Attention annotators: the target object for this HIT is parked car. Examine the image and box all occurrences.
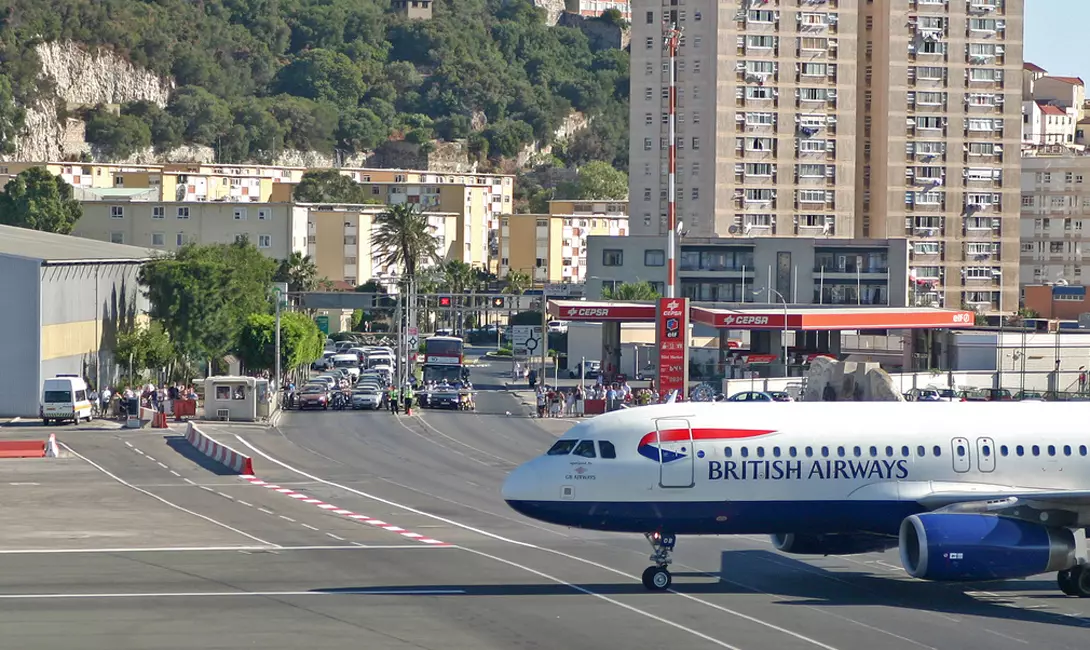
[955,389,989,402]
[569,360,601,379]
[904,388,942,402]
[727,391,775,402]
[1014,391,1047,401]
[980,388,1014,401]
[297,385,331,410]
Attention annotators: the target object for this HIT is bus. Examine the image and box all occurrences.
[422,335,465,384]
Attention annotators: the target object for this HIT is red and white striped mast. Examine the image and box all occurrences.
[664,20,683,299]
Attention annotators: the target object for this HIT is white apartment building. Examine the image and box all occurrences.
[1023,100,1077,146]
[629,0,1023,314]
[1020,148,1090,289]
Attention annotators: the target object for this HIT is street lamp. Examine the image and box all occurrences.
[751,288,789,378]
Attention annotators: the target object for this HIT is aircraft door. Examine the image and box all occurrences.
[655,418,695,488]
[976,437,995,473]
[951,437,971,473]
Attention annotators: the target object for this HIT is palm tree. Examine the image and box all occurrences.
[603,280,660,301]
[504,270,531,295]
[442,260,476,293]
[371,203,441,283]
[274,252,319,293]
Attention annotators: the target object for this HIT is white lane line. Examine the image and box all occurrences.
[259,508,275,515]
[156,462,168,469]
[412,414,517,465]
[199,486,214,492]
[237,501,253,508]
[234,435,839,650]
[58,442,277,548]
[279,516,296,523]
[170,470,181,477]
[124,441,133,448]
[216,492,235,500]
[145,456,156,462]
[0,589,467,600]
[301,523,319,531]
[134,449,145,455]
[0,545,439,554]
[326,533,346,541]
[183,478,196,485]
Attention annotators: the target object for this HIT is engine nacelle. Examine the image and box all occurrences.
[771,532,898,556]
[899,513,1076,581]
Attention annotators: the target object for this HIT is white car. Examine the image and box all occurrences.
[351,387,382,410]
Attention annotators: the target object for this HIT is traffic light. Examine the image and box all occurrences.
[439,296,452,307]
[490,296,505,309]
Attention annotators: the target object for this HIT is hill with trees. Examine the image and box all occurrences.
[0,0,629,170]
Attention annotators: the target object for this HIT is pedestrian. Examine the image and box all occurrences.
[389,386,400,414]
[1080,367,1087,394]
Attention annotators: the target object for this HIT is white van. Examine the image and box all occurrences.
[41,375,93,425]
[331,353,361,380]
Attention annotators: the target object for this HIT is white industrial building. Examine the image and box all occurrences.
[0,225,155,417]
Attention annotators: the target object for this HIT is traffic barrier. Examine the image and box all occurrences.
[151,411,168,428]
[45,434,59,458]
[0,440,46,458]
[184,422,254,475]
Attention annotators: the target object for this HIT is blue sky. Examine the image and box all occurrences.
[1024,0,1089,76]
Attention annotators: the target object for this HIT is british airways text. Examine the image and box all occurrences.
[706,459,910,481]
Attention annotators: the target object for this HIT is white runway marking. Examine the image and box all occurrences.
[0,545,440,554]
[0,589,467,599]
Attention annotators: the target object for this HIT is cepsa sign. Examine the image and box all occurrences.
[562,304,657,321]
[657,297,689,401]
[718,313,783,328]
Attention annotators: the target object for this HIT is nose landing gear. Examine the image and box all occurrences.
[641,532,676,591]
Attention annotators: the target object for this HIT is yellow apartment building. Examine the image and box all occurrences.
[71,201,308,259]
[306,205,459,287]
[498,205,629,285]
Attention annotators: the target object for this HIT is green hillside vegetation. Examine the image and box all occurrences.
[0,0,629,168]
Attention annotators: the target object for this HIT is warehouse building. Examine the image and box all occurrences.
[0,225,156,417]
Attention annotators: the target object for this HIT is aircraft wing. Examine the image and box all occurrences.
[918,489,1090,511]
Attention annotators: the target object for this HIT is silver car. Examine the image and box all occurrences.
[351,387,382,410]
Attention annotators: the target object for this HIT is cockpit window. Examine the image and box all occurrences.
[547,440,578,456]
[573,440,597,458]
[599,441,617,459]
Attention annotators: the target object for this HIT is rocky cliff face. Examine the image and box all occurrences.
[532,0,566,25]
[5,42,175,162]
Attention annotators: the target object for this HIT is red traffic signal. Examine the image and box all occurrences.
[439,296,452,307]
[490,297,505,308]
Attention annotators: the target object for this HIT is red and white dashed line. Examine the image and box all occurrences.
[239,476,449,546]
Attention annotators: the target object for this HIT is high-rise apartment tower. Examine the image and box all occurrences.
[629,0,1023,313]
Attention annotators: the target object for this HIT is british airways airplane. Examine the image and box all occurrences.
[501,402,1090,594]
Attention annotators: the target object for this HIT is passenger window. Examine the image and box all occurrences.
[789,446,797,457]
[821,446,829,457]
[837,446,845,457]
[598,441,617,459]
[1048,445,1056,457]
[547,440,577,455]
[1032,445,1040,457]
[1016,445,1024,457]
[773,447,781,458]
[1000,445,1008,456]
[741,446,749,458]
[854,446,862,458]
[1064,445,1072,456]
[981,445,991,457]
[933,446,942,457]
[757,447,765,458]
[724,447,733,458]
[573,440,597,458]
[1081,445,1088,456]
[956,444,965,457]
[805,446,813,457]
[917,446,926,457]
[869,446,877,457]
[884,446,893,457]
[901,446,910,457]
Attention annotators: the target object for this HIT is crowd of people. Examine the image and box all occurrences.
[92,383,200,418]
[532,378,664,418]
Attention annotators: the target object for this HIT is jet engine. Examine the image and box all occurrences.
[899,513,1076,581]
[771,532,898,556]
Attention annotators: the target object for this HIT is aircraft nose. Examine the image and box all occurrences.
[502,461,541,502]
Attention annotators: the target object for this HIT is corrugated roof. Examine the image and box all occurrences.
[0,224,157,263]
[1024,62,1047,73]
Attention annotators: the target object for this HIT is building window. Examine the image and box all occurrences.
[177,207,190,219]
[603,249,623,266]
[258,234,271,249]
[233,208,247,220]
[345,256,357,265]
[152,206,164,219]
[151,232,164,247]
[176,233,187,246]
[110,232,124,244]
[110,206,124,219]
[258,209,270,220]
[645,250,666,266]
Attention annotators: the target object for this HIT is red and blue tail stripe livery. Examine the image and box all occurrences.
[637,427,777,462]
[502,401,1090,594]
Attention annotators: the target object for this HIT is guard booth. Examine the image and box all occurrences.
[202,376,271,422]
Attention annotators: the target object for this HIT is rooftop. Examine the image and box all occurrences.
[0,224,157,263]
[1036,101,1068,116]
[1024,62,1047,73]
[1046,76,1085,86]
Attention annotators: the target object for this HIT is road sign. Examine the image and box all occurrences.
[315,315,329,334]
[407,326,419,349]
[271,282,289,308]
[512,325,542,357]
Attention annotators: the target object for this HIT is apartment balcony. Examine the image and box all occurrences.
[794,221,836,236]
[968,0,1001,15]
[962,219,1003,239]
[737,95,779,109]
[910,0,949,11]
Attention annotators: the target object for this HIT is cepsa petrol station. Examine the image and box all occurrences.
[548,299,976,398]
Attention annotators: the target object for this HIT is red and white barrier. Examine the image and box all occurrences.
[45,434,59,458]
[184,422,254,475]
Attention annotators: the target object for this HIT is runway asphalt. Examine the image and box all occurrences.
[2,356,1090,648]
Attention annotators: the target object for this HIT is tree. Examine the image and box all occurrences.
[293,169,368,203]
[572,161,627,200]
[355,279,393,318]
[84,107,154,159]
[236,311,324,373]
[114,321,175,377]
[0,76,26,155]
[139,241,278,361]
[370,203,441,282]
[504,270,531,295]
[274,252,319,293]
[0,167,83,234]
[441,260,475,293]
[603,281,660,301]
[275,49,365,108]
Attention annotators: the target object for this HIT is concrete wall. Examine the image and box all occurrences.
[0,256,42,417]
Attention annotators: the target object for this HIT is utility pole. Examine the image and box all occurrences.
[541,283,548,384]
[664,20,683,299]
[272,282,288,395]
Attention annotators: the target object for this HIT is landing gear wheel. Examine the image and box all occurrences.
[642,566,672,591]
[1058,569,1079,596]
[1064,565,1090,598]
